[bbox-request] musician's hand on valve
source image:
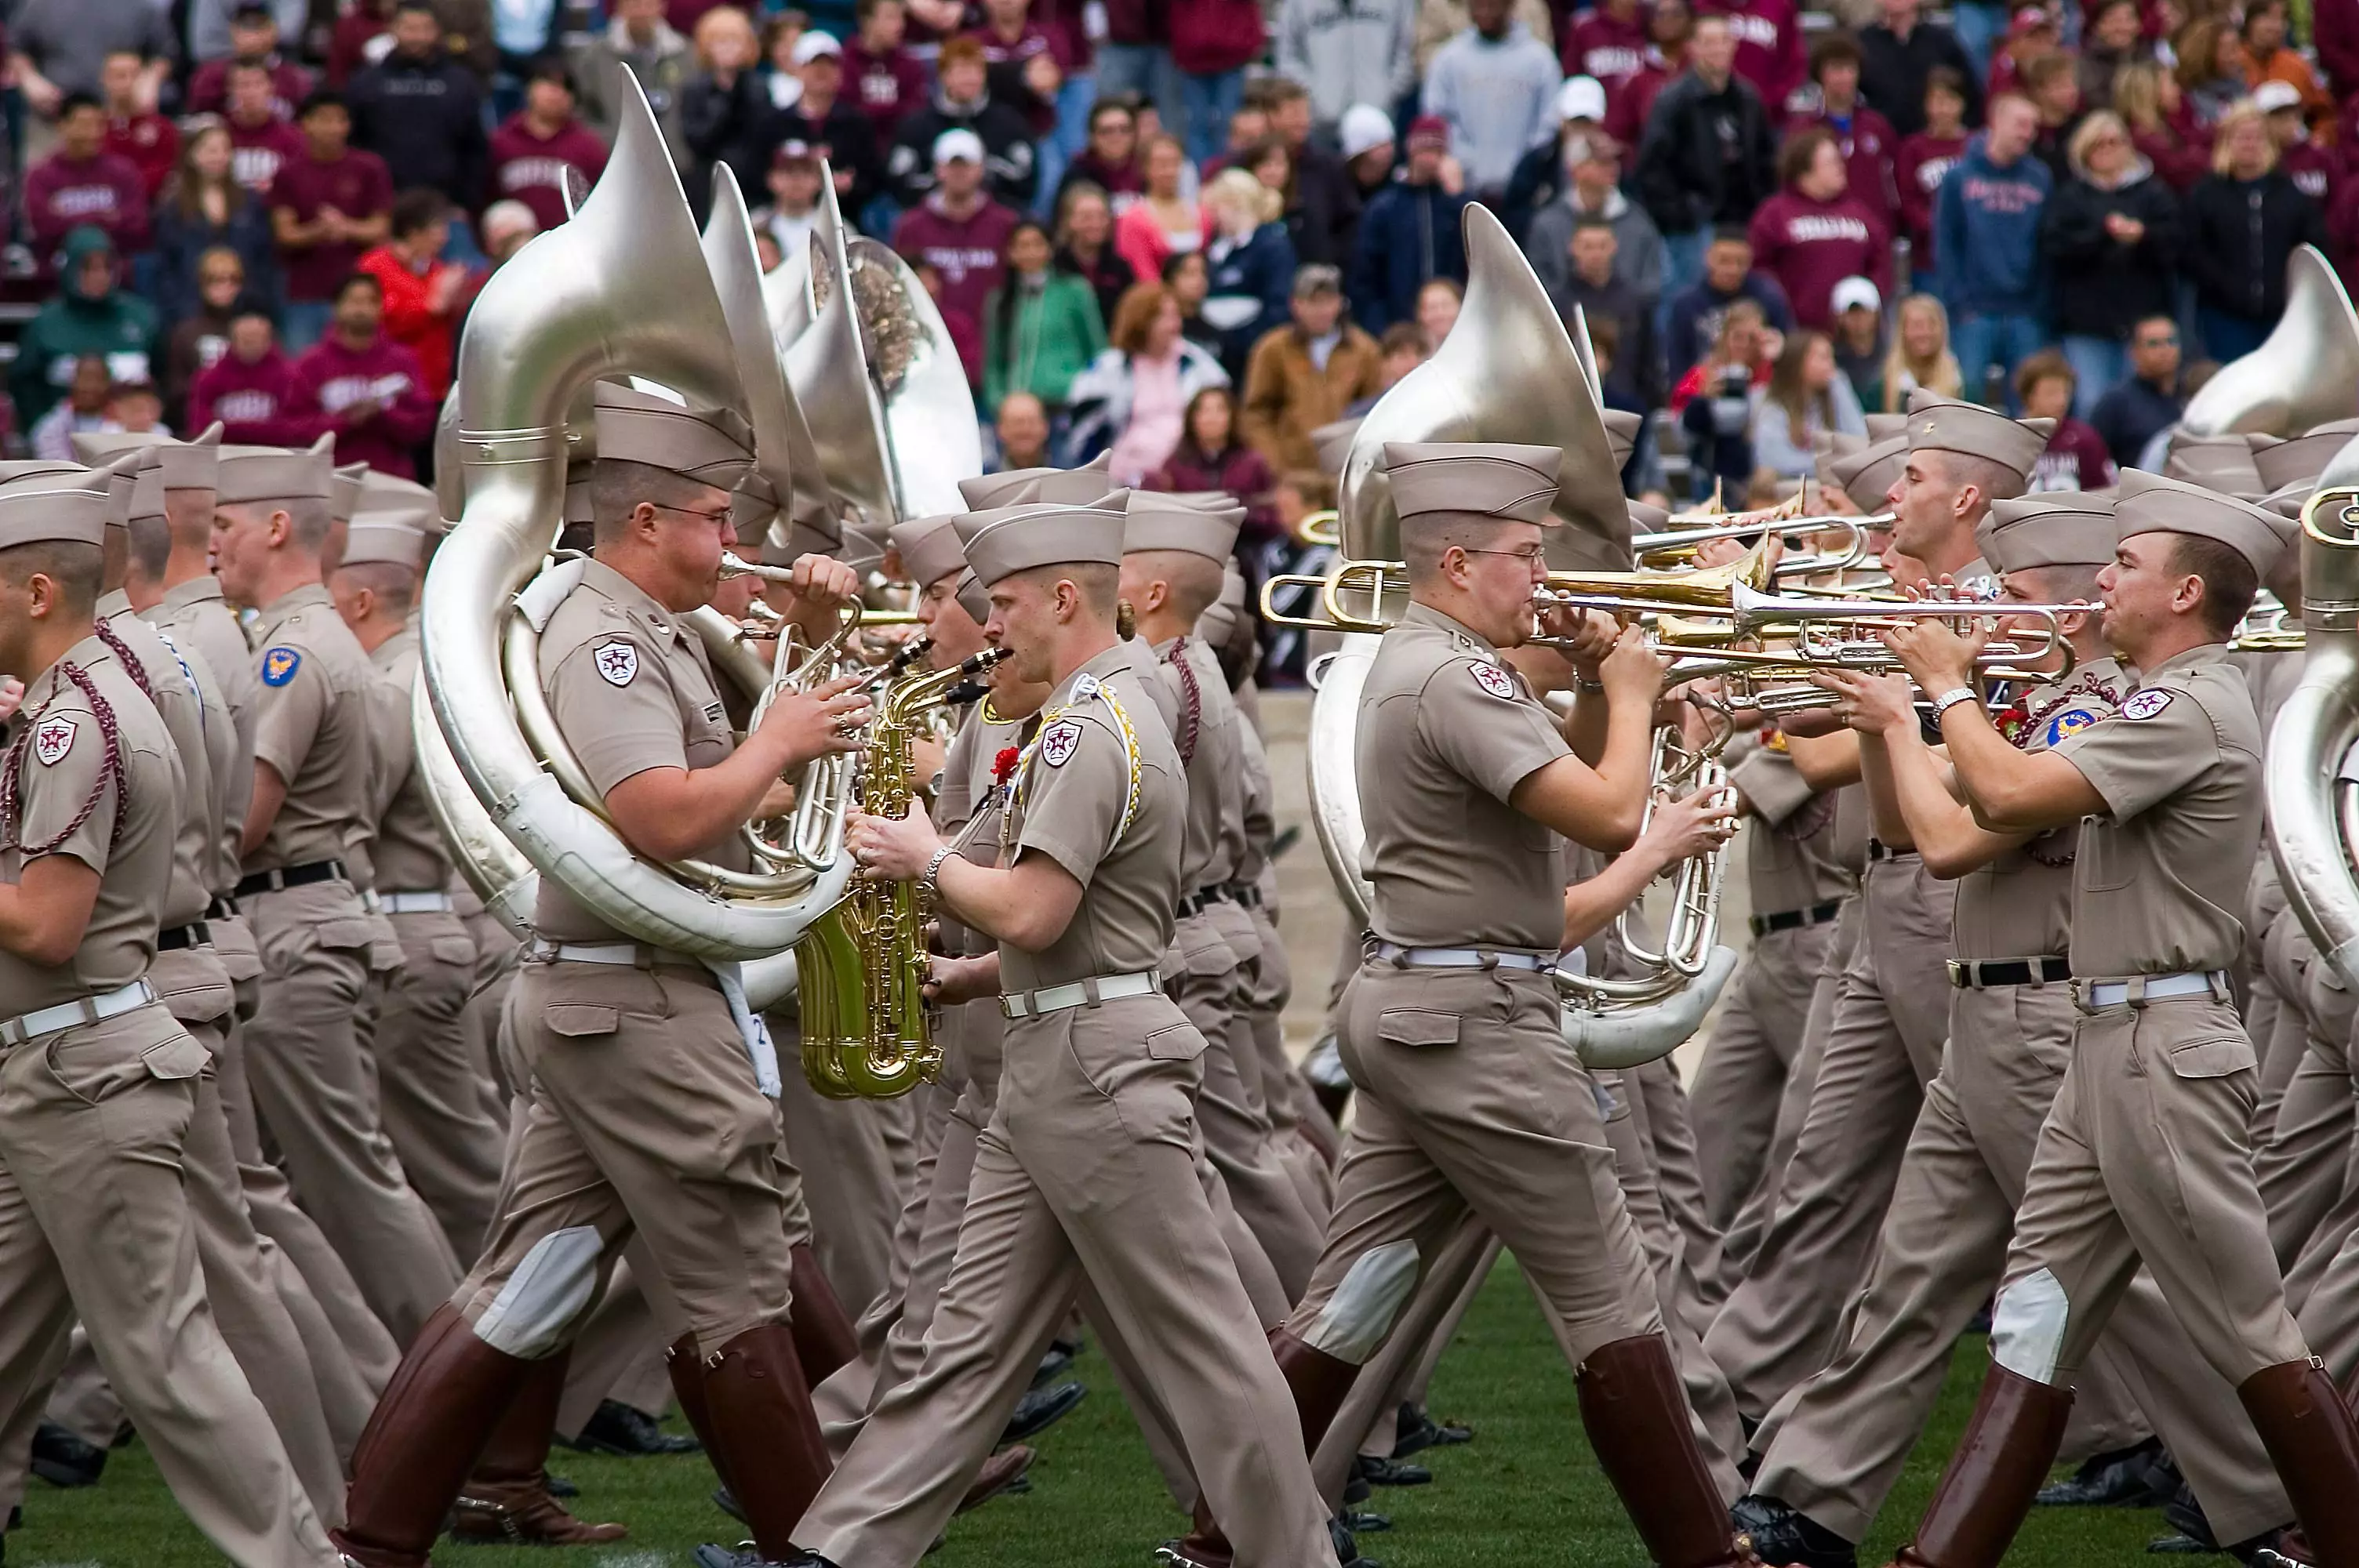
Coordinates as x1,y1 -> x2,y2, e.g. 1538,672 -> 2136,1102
845,800 -> 941,881
1637,786 -> 1739,863
751,777 -> 799,822
775,553 -> 863,643
1810,668 -> 1916,736
1878,614 -> 1983,697
924,954 -> 998,1006
1600,622 -> 1667,706
756,672 -> 871,768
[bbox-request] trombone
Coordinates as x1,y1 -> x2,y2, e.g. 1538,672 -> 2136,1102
1634,513 -> 1891,580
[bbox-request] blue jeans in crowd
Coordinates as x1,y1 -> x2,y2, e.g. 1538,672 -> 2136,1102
280,299 -> 335,354
1951,310 -> 2045,409
2059,335 -> 2128,419
1096,43 -> 1181,133
2196,305 -> 2270,365
1179,68 -> 1244,169
1951,2 -> 2008,81
1034,71 -> 1098,217
1660,230 -> 1710,320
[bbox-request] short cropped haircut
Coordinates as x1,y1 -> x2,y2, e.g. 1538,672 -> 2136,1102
0,540 -> 104,615
2168,533 -> 2259,637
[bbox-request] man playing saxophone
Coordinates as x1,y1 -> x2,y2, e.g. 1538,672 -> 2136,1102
330,381 -> 871,1568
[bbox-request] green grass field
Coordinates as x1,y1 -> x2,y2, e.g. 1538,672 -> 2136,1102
11,1258 -> 2180,1567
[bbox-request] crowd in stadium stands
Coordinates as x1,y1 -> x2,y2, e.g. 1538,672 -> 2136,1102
2,0 -> 2350,553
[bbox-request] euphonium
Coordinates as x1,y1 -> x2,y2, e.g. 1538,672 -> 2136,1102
2270,485 -> 2359,985
798,648 -> 1011,1098
2182,246 -> 2359,437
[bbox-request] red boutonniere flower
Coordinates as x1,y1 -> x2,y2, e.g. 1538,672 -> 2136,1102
1991,700 -> 2032,747
992,746 -> 1021,785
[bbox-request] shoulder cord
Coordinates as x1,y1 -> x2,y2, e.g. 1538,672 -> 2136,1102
1,664 -> 129,856
1163,634 -> 1202,767
1005,686 -> 1144,862
93,619 -> 151,702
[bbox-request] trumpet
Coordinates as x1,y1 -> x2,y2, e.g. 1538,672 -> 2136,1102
1634,513 -> 1892,580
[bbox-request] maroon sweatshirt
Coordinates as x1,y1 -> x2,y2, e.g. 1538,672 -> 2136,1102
1788,100 -> 1900,231
189,347 -> 305,445
1564,6 -> 1650,96
25,150 -> 150,263
267,147 -> 393,303
104,112 -> 178,198
1695,0 -> 1805,111
1894,129 -> 1967,272
1746,188 -> 1888,329
2030,418 -> 2117,493
891,194 -> 1020,382
284,331 -> 437,477
187,56 -> 313,121
228,114 -> 307,195
486,113 -> 609,234
845,39 -> 929,143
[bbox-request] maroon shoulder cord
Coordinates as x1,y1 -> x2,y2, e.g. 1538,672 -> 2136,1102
1,663 -> 129,856
1164,636 -> 1202,767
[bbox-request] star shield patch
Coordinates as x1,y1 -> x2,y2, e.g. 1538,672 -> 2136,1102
1467,659 -> 1517,700
260,647 -> 301,687
2121,689 -> 2172,721
31,715 -> 75,766
1039,718 -> 1085,768
594,641 -> 640,687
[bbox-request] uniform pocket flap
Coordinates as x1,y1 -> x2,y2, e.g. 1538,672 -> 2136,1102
1377,1008 -> 1460,1048
545,1004 -> 620,1039
428,935 -> 481,966
140,1033 -> 211,1081
1181,933 -> 1235,977
2164,1034 -> 2257,1080
314,916 -> 377,952
1145,1022 -> 1208,1061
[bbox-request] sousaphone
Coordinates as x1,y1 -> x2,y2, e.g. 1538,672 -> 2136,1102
2183,246 -> 2359,437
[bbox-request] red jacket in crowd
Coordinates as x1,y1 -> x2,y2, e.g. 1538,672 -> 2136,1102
1607,53 -> 1678,148
1169,0 -> 1264,76
486,112 -> 609,234
1696,0 -> 1805,111
1895,129 -> 1967,272
2031,419 -> 2117,492
190,345 -> 305,445
105,111 -> 179,198
25,151 -> 151,267
892,194 -> 1019,383
1747,187 -> 1889,328
356,245 -> 463,399
284,330 -> 437,478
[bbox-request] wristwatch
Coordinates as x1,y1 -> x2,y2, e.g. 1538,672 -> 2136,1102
1930,686 -> 1980,722
921,846 -> 959,891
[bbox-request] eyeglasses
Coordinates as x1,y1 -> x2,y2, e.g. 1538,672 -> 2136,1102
652,500 -> 735,526
1459,544 -> 1549,565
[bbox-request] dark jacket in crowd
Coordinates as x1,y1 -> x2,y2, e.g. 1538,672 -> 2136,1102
1205,220 -> 1299,376
1933,134 -> 2050,317
886,91 -> 1038,209
681,68 -> 770,216
347,45 -> 489,207
2089,371 -> 2183,469
1056,242 -> 1138,332
1285,140 -> 1362,268
758,98 -> 885,220
1549,269 -> 1660,406
1857,19 -> 1980,140
2182,170 -> 2330,326
1348,176 -> 1470,332
2040,160 -> 2182,343
150,193 -> 280,328
1635,69 -> 1779,238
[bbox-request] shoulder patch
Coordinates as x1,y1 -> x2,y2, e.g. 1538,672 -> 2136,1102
1039,717 -> 1085,768
260,646 -> 301,686
31,714 -> 76,766
2121,689 -> 2173,721
592,641 -> 640,688
1467,659 -> 1517,700
2042,707 -> 2101,746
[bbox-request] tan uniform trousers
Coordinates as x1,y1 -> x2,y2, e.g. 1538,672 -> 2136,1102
797,993 -> 1336,1568
1705,858 -> 1952,1420
373,909 -> 505,1265
243,883 -> 461,1343
1997,996 -> 2308,1400
1691,924 -> 1837,1231
1754,984 -> 2291,1545
2256,949 -> 2359,1272
772,1023 -> 908,1323
1241,902 -> 1336,1217
0,1004 -> 337,1568
1633,1058 -> 1730,1323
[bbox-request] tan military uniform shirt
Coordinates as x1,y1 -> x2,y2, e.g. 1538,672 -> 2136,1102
246,583 -> 377,875
1149,633 -> 1246,895
144,576 -> 256,896
1950,659 -> 2129,963
2052,644 -> 2262,978
97,591 -> 224,931
365,630 -> 449,895
0,637 -> 180,1013
533,557 -> 750,943
939,701 -> 1030,957
997,641 -> 1185,994
1726,731 -> 1852,917
1359,601 -> 1572,952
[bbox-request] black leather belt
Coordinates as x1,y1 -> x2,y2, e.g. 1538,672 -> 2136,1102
156,920 -> 213,952
1750,899 -> 1843,938
1176,885 -> 1234,918
205,895 -> 240,920
234,859 -> 347,897
1866,839 -> 1917,865
1948,956 -> 2072,989
1223,881 -> 1263,909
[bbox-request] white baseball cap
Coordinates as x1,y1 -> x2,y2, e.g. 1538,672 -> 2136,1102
2252,78 -> 2304,115
792,29 -> 841,64
932,127 -> 985,165
1830,275 -> 1881,314
1558,74 -> 1608,125
1339,103 -> 1395,161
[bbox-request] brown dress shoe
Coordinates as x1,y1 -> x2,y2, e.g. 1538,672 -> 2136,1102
452,1473 -> 629,1545
957,1444 -> 1034,1513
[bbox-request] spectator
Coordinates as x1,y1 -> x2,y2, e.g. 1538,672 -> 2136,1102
2087,312 -> 2183,467
1663,227 -> 1794,376
1526,131 -> 1666,303
2112,58 -> 2211,194
1828,274 -> 1885,405
1935,92 -> 2049,404
1637,16 -> 1779,299
479,200 -> 539,264
1423,0 -> 1561,200
488,59 -> 609,234
1264,78 -> 1359,268
10,228 -> 158,429
152,121 -> 279,328
1058,100 -> 1146,212
1417,276 -> 1463,343
1148,385 -> 1278,545
1609,0 -> 1692,148
2075,0 -> 2152,112
1336,103 -> 1397,235
1501,75 -> 1608,239
1095,0 -> 1178,134
286,270 -> 436,476
1549,216 -> 1660,405
1113,133 -> 1202,285
991,388 -> 1053,469
100,51 -> 179,199
7,0 -> 171,122
1877,289 -> 1963,409
2041,108 -> 2179,414
1166,249 -> 1223,355
271,92 -> 394,351
30,356 -> 129,460
1747,125 -> 1889,331
187,4 -> 311,117
1349,117 -> 1470,332
2016,349 -> 2116,490
2184,99 -> 2328,363
348,3 -> 489,209
1172,0 -> 1265,171
1859,0 -> 1980,139
576,0 -> 695,171
1357,319 -> 1433,411
845,0 -> 928,145
1241,263 -> 1383,473
1201,168 -> 1297,374
2241,2 -> 2326,129
1416,0 -> 1551,77
1751,330 -> 1866,477
191,0 -> 308,71
965,0 -> 1065,147
25,96 -> 151,268
1067,281 -> 1231,478
683,7 -> 772,205
225,62 -> 307,195
1893,66 -> 1970,283
754,142 -> 825,258
161,247 -> 249,424
2256,80 -> 2335,211
1565,0 -> 1654,109
358,188 -> 467,399
1675,296 -> 1770,495
2175,18 -> 2249,131
189,307 -> 304,441
1984,5 -> 2055,101
1054,182 -> 1139,325
1274,0 -> 1418,132
326,0 -> 399,89
982,219 -> 1106,412
1790,33 -> 1899,231
754,11 -> 805,104
761,31 -> 887,218
2022,52 -> 2082,182
1699,0 -> 1805,113
891,128 -> 1021,383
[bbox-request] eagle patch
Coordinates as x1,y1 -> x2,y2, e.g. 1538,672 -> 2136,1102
1468,659 -> 1517,700
31,715 -> 75,765
593,642 -> 639,687
1039,718 -> 1084,768
2121,690 -> 2172,721
260,647 -> 301,687
2043,709 -> 2100,746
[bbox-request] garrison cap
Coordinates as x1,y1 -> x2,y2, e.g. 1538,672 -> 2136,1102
339,518 -> 428,568
1864,412 -> 1909,441
1976,492 -> 2117,573
954,568 -> 990,623
958,452 -> 1112,510
2115,468 -> 2286,578
77,423 -> 224,492
1827,434 -> 1908,506
354,470 -> 441,535
591,382 -> 756,488
1382,442 -> 1561,525
216,442 -> 333,505
1816,430 -> 1867,492
0,466 -> 111,550
1628,499 -> 1670,534
1124,490 -> 1244,563
889,512 -> 968,590
1312,418 -> 1361,477
1602,409 -> 1644,472
1194,558 -> 1250,648
1905,390 -> 2053,483
2252,418 -> 2359,494
331,459 -> 369,525
963,499 -> 1129,586
98,449 -> 144,528
2161,432 -> 2268,501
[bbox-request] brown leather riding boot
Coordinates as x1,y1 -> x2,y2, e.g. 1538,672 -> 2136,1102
1274,1327 -> 1364,1456
333,1305 -> 534,1568
699,1321 -> 834,1559
452,1348 -> 627,1547
791,1243 -> 860,1385
667,1332 -> 737,1496
2241,1358 -> 2359,1567
1576,1333 -> 1754,1568
1892,1361 -> 2074,1568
